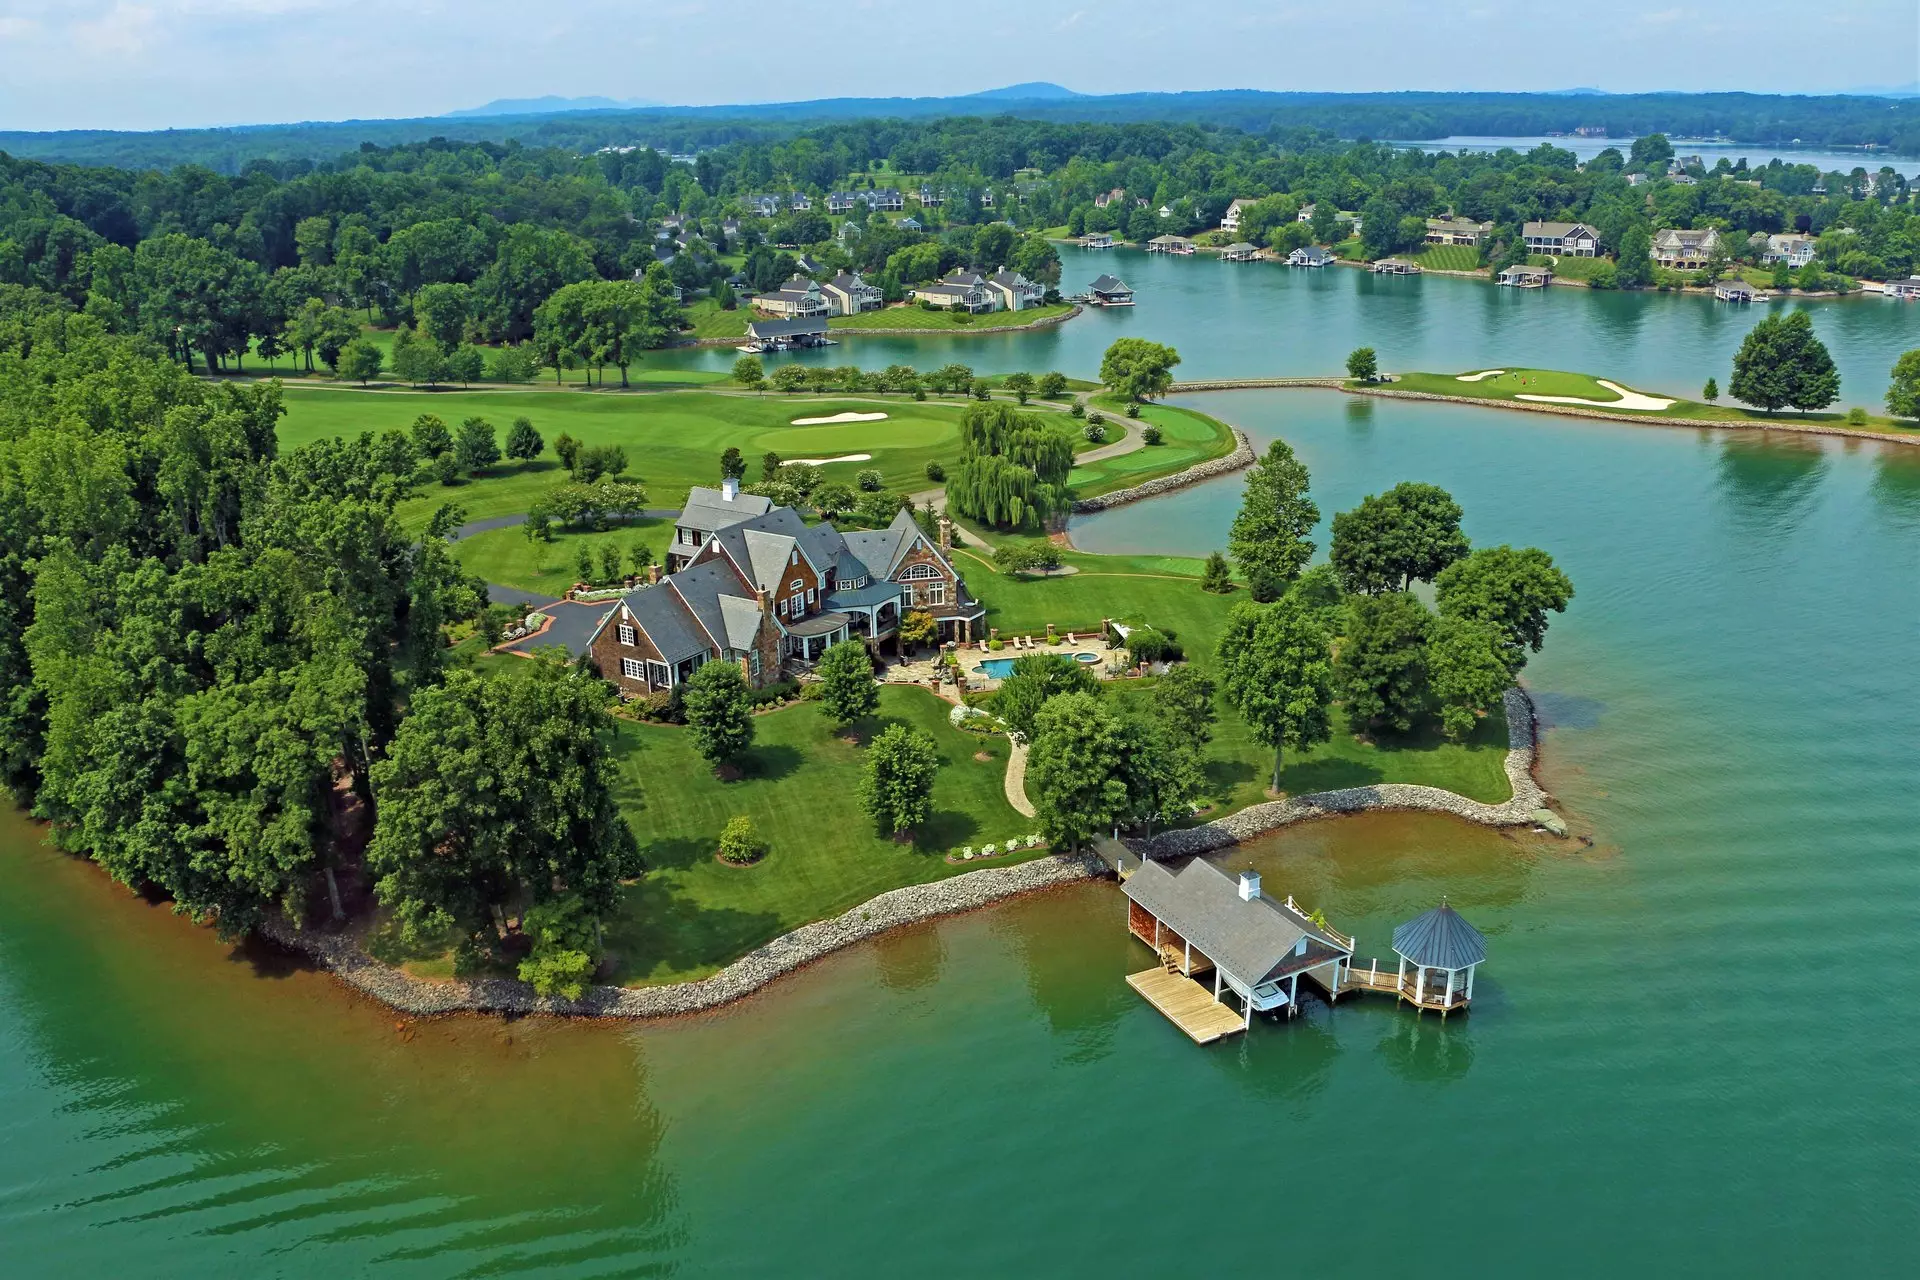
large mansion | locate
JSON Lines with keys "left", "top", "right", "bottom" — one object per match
{"left": 588, "top": 480, "right": 985, "bottom": 697}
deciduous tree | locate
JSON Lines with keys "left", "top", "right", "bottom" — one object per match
{"left": 860, "top": 724, "right": 940, "bottom": 836}
{"left": 816, "top": 638, "right": 879, "bottom": 728}
{"left": 1216, "top": 597, "right": 1334, "bottom": 793}
{"left": 1329, "top": 482, "right": 1470, "bottom": 595}
{"left": 1338, "top": 591, "right": 1432, "bottom": 733}
{"left": 1434, "top": 545, "right": 1574, "bottom": 675}
{"left": 683, "top": 660, "right": 755, "bottom": 771}
{"left": 1099, "top": 337, "right": 1181, "bottom": 401}
{"left": 1228, "top": 439, "right": 1319, "bottom": 602}
{"left": 1730, "top": 311, "right": 1838, "bottom": 414}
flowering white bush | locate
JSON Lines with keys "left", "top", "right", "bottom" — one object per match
{"left": 981, "top": 843, "right": 998, "bottom": 857}
{"left": 961, "top": 846, "right": 974, "bottom": 859}
{"left": 1027, "top": 834, "right": 1044, "bottom": 848}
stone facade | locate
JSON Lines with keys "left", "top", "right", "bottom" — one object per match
{"left": 591, "top": 602, "right": 667, "bottom": 696}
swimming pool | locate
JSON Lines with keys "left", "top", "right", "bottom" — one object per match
{"left": 976, "top": 653, "right": 1099, "bottom": 679}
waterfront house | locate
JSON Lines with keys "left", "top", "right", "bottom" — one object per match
{"left": 592, "top": 496, "right": 983, "bottom": 695}
{"left": 1651, "top": 227, "right": 1720, "bottom": 269}
{"left": 1425, "top": 215, "right": 1493, "bottom": 246}
{"left": 1220, "top": 242, "right": 1259, "bottom": 261}
{"left": 720, "top": 217, "right": 742, "bottom": 240}
{"left": 1522, "top": 221, "right": 1600, "bottom": 256}
{"left": 1372, "top": 257, "right": 1420, "bottom": 274}
{"left": 1762, "top": 233, "right": 1816, "bottom": 268}
{"left": 1497, "top": 263, "right": 1553, "bottom": 287}
{"left": 826, "top": 191, "right": 857, "bottom": 214}
{"left": 916, "top": 184, "right": 945, "bottom": 207}
{"left": 1094, "top": 187, "right": 1127, "bottom": 209}
{"left": 743, "top": 316, "right": 830, "bottom": 352}
{"left": 819, "top": 271, "right": 885, "bottom": 315}
{"left": 1146, "top": 234, "right": 1196, "bottom": 255}
{"left": 752, "top": 274, "right": 830, "bottom": 319}
{"left": 789, "top": 192, "right": 812, "bottom": 212}
{"left": 862, "top": 187, "right": 905, "bottom": 211}
{"left": 911, "top": 269, "right": 998, "bottom": 312}
{"left": 1079, "top": 232, "right": 1115, "bottom": 249}
{"left": 1297, "top": 203, "right": 1315, "bottom": 222}
{"left": 1885, "top": 276, "right": 1920, "bottom": 299}
{"left": 1123, "top": 861, "right": 1356, "bottom": 1038}
{"left": 1715, "top": 279, "right": 1758, "bottom": 303}
{"left": 1387, "top": 902, "right": 1486, "bottom": 1014}
{"left": 745, "top": 193, "right": 782, "bottom": 218}
{"left": 1287, "top": 246, "right": 1334, "bottom": 267}
{"left": 898, "top": 216, "right": 922, "bottom": 231}
{"left": 986, "top": 270, "right": 1045, "bottom": 311}
{"left": 980, "top": 190, "right": 996, "bottom": 209}
{"left": 1219, "top": 198, "right": 1254, "bottom": 233}
{"left": 1088, "top": 273, "right": 1134, "bottom": 305}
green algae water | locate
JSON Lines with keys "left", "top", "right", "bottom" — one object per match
{"left": 5, "top": 393, "right": 1919, "bottom": 1275}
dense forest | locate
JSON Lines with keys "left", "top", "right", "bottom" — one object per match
{"left": 3, "top": 115, "right": 1918, "bottom": 387}
{"left": 6, "top": 90, "right": 1920, "bottom": 172}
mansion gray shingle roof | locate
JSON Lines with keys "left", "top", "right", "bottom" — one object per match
{"left": 1089, "top": 273, "right": 1130, "bottom": 292}
{"left": 680, "top": 485, "right": 773, "bottom": 534}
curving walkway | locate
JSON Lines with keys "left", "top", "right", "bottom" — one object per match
{"left": 1004, "top": 741, "right": 1036, "bottom": 818}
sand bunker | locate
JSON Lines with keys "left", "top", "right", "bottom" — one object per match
{"left": 790, "top": 412, "right": 889, "bottom": 426}
{"left": 788, "top": 453, "right": 873, "bottom": 466}
{"left": 1456, "top": 369, "right": 1507, "bottom": 382}
{"left": 1517, "top": 379, "right": 1675, "bottom": 412}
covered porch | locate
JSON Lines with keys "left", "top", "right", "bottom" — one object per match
{"left": 825, "top": 583, "right": 904, "bottom": 641}
{"left": 784, "top": 610, "right": 852, "bottom": 664}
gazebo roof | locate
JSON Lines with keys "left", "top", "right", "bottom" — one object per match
{"left": 1392, "top": 902, "right": 1487, "bottom": 970}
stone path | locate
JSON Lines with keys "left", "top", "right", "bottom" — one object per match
{"left": 1004, "top": 741, "right": 1036, "bottom": 818}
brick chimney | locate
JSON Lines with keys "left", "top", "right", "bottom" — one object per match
{"left": 648, "top": 563, "right": 662, "bottom": 585}
{"left": 937, "top": 514, "right": 953, "bottom": 552}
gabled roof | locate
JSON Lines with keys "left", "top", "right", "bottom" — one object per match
{"left": 1392, "top": 903, "right": 1487, "bottom": 971}
{"left": 667, "top": 559, "right": 763, "bottom": 651}
{"left": 1523, "top": 220, "right": 1597, "bottom": 239}
{"left": 680, "top": 484, "right": 773, "bottom": 532}
{"left": 1123, "top": 858, "right": 1352, "bottom": 986}
{"left": 746, "top": 316, "right": 828, "bottom": 339}
{"left": 710, "top": 507, "right": 845, "bottom": 592}
{"left": 1089, "top": 273, "right": 1130, "bottom": 292}
{"left": 839, "top": 508, "right": 923, "bottom": 580}
{"left": 619, "top": 581, "right": 711, "bottom": 665}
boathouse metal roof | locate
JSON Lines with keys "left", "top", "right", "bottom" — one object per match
{"left": 1391, "top": 903, "right": 1487, "bottom": 971}
{"left": 1089, "top": 273, "right": 1130, "bottom": 293}
{"left": 1123, "top": 858, "right": 1351, "bottom": 986}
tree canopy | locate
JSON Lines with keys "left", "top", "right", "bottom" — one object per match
{"left": 1729, "top": 311, "right": 1839, "bottom": 413}
{"left": 1099, "top": 338, "right": 1181, "bottom": 402}
{"left": 1228, "top": 438, "right": 1320, "bottom": 602}
{"left": 1215, "top": 597, "right": 1335, "bottom": 792}
{"left": 1329, "top": 482, "right": 1471, "bottom": 595}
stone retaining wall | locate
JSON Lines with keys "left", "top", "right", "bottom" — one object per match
{"left": 667, "top": 306, "right": 1082, "bottom": 349}
{"left": 1072, "top": 428, "right": 1257, "bottom": 513}
{"left": 261, "top": 850, "right": 1105, "bottom": 1020}
{"left": 1167, "top": 378, "right": 1346, "bottom": 392}
{"left": 1135, "top": 688, "right": 1549, "bottom": 858}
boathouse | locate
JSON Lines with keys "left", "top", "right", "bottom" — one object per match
{"left": 1122, "top": 860, "right": 1355, "bottom": 1042}
{"left": 1079, "top": 232, "right": 1115, "bottom": 250}
{"left": 1146, "top": 234, "right": 1196, "bottom": 255}
{"left": 1287, "top": 246, "right": 1334, "bottom": 268}
{"left": 1715, "top": 279, "right": 1758, "bottom": 303}
{"left": 1372, "top": 257, "right": 1421, "bottom": 274}
{"left": 1496, "top": 263, "right": 1553, "bottom": 288}
{"left": 1088, "top": 274, "right": 1135, "bottom": 306}
{"left": 1884, "top": 275, "right": 1920, "bottom": 300}
{"left": 743, "top": 316, "right": 830, "bottom": 351}
{"left": 1220, "top": 242, "right": 1259, "bottom": 261}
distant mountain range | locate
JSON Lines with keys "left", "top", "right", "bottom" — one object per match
{"left": 445, "top": 95, "right": 661, "bottom": 118}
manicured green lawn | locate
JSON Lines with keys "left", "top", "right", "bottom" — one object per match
{"left": 959, "top": 550, "right": 1514, "bottom": 814}
{"left": 685, "top": 299, "right": 752, "bottom": 339}
{"left": 1384, "top": 369, "right": 1919, "bottom": 433}
{"left": 1413, "top": 244, "right": 1482, "bottom": 272}
{"left": 1067, "top": 397, "right": 1239, "bottom": 497}
{"left": 600, "top": 685, "right": 1035, "bottom": 984}
{"left": 1529, "top": 253, "right": 1605, "bottom": 281}
{"left": 832, "top": 302, "right": 1076, "bottom": 331}
{"left": 453, "top": 518, "right": 670, "bottom": 595}
{"left": 278, "top": 387, "right": 1001, "bottom": 529}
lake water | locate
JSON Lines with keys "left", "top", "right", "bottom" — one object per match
{"left": 642, "top": 247, "right": 1919, "bottom": 408}
{"left": 1398, "top": 135, "right": 1920, "bottom": 178}
{"left": 7, "top": 344, "right": 1920, "bottom": 1270}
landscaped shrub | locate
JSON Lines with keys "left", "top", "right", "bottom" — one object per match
{"left": 925, "top": 460, "right": 945, "bottom": 482}
{"left": 718, "top": 816, "right": 766, "bottom": 865}
{"left": 748, "top": 678, "right": 802, "bottom": 708}
{"left": 1126, "top": 402, "right": 1141, "bottom": 418}
{"left": 856, "top": 468, "right": 884, "bottom": 492}
{"left": 1141, "top": 425, "right": 1164, "bottom": 445}
{"left": 1070, "top": 401, "right": 1085, "bottom": 418}
{"left": 1084, "top": 421, "right": 1107, "bottom": 443}
{"left": 1124, "top": 626, "right": 1184, "bottom": 666}
{"left": 1847, "top": 406, "right": 1869, "bottom": 425}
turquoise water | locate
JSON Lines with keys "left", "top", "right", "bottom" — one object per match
{"left": 975, "top": 652, "right": 1098, "bottom": 678}
{"left": 4, "top": 389, "right": 1919, "bottom": 1271}
{"left": 641, "top": 247, "right": 1920, "bottom": 407}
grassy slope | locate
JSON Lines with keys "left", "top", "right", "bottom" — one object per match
{"left": 1387, "top": 368, "right": 1919, "bottom": 432}
{"left": 1413, "top": 245, "right": 1482, "bottom": 272}
{"left": 955, "top": 549, "right": 1513, "bottom": 812}
{"left": 599, "top": 685, "right": 1034, "bottom": 985}
{"left": 278, "top": 387, "right": 995, "bottom": 528}
{"left": 832, "top": 302, "right": 1076, "bottom": 331}
{"left": 453, "top": 519, "right": 670, "bottom": 595}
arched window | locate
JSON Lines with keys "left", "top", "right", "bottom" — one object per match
{"left": 901, "top": 564, "right": 940, "bottom": 581}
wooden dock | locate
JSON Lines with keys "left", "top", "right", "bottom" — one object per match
{"left": 1327, "top": 960, "right": 1472, "bottom": 1015}
{"left": 1126, "top": 967, "right": 1247, "bottom": 1043}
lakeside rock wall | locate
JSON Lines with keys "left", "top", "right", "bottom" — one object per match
{"left": 1071, "top": 428, "right": 1257, "bottom": 513}
{"left": 667, "top": 305, "right": 1082, "bottom": 349}
{"left": 1135, "top": 688, "right": 1549, "bottom": 858}
{"left": 262, "top": 850, "right": 1105, "bottom": 1020}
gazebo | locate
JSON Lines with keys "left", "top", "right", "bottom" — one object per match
{"left": 1391, "top": 902, "right": 1487, "bottom": 1016}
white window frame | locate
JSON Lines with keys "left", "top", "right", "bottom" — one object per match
{"left": 620, "top": 658, "right": 645, "bottom": 681}
{"left": 646, "top": 661, "right": 670, "bottom": 686}
{"left": 618, "top": 623, "right": 636, "bottom": 647}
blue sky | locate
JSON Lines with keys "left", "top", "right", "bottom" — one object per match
{"left": 1, "top": 0, "right": 1917, "bottom": 132}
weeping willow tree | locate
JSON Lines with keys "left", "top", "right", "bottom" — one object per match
{"left": 949, "top": 402, "right": 1073, "bottom": 530}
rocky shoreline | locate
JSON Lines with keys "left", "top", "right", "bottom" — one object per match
{"left": 1071, "top": 428, "right": 1257, "bottom": 513}
{"left": 669, "top": 305, "right": 1082, "bottom": 349}
{"left": 1133, "top": 687, "right": 1554, "bottom": 858}
{"left": 261, "top": 850, "right": 1106, "bottom": 1020}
